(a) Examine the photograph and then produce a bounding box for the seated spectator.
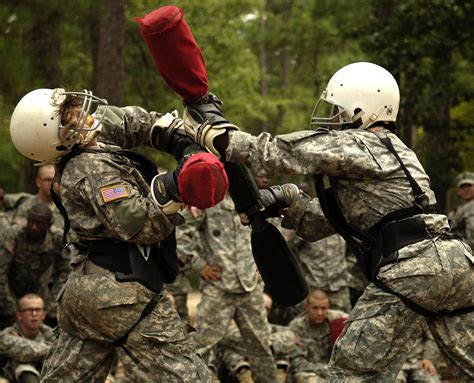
[9,165,63,228]
[289,289,348,383]
[396,324,441,383]
[289,234,351,314]
[6,204,71,326]
[217,293,296,383]
[0,294,54,383]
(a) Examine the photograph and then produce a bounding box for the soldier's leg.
[426,240,474,382]
[41,329,114,382]
[428,313,474,382]
[190,285,236,361]
[117,293,211,382]
[328,284,423,382]
[234,287,279,383]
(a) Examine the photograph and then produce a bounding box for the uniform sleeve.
[282,192,336,242]
[96,105,162,149]
[72,156,175,244]
[50,229,72,299]
[0,329,50,362]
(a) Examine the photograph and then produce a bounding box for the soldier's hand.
[200,264,222,281]
[259,184,299,218]
[151,170,182,215]
[182,92,239,158]
[151,111,193,160]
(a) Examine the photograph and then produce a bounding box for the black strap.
[51,146,159,246]
[113,292,161,347]
[51,145,84,246]
[314,175,374,254]
[370,128,430,211]
[113,292,163,364]
[374,279,474,317]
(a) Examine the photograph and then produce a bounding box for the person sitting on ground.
[0,294,54,383]
[289,289,348,383]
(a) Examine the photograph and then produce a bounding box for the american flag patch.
[100,184,130,203]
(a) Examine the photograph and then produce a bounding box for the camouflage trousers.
[190,283,278,383]
[41,268,211,382]
[328,238,474,382]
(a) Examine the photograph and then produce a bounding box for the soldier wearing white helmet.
[9,88,212,381]
[182,61,474,381]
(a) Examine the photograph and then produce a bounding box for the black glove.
[259,184,299,218]
[151,112,194,160]
[150,165,183,215]
[182,92,239,158]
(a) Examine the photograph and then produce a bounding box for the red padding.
[135,6,208,102]
[178,152,228,208]
[330,317,347,346]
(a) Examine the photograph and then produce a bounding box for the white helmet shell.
[10,88,66,162]
[10,88,108,163]
[311,62,400,130]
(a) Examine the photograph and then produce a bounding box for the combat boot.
[235,367,254,383]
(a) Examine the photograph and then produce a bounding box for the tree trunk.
[24,6,62,193]
[259,3,269,133]
[93,0,126,105]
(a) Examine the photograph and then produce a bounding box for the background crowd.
[0,166,471,383]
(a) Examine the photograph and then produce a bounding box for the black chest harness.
[51,145,179,295]
[314,128,473,317]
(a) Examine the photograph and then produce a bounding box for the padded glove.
[150,111,194,160]
[151,168,182,215]
[259,184,299,218]
[182,92,239,158]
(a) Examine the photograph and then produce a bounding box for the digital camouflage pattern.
[289,234,351,313]
[0,322,54,381]
[395,324,441,383]
[450,199,474,250]
[41,105,211,382]
[181,194,279,383]
[289,309,348,380]
[11,195,64,229]
[217,320,296,376]
[226,128,474,382]
[5,224,71,320]
[165,208,196,324]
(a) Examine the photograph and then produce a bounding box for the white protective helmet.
[310,62,400,130]
[10,88,108,162]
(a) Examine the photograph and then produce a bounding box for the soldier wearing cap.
[449,172,474,249]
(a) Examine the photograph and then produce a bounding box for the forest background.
[0,0,473,212]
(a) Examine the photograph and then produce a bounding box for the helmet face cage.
[58,89,108,133]
[310,90,352,130]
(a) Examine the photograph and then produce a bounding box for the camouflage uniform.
[289,309,348,382]
[165,208,196,324]
[184,194,278,383]
[41,105,210,382]
[5,224,71,321]
[396,324,441,383]
[289,234,351,313]
[217,320,295,381]
[0,322,54,381]
[10,195,64,229]
[225,128,474,381]
[450,199,474,250]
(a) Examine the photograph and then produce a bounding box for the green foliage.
[0,0,472,197]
